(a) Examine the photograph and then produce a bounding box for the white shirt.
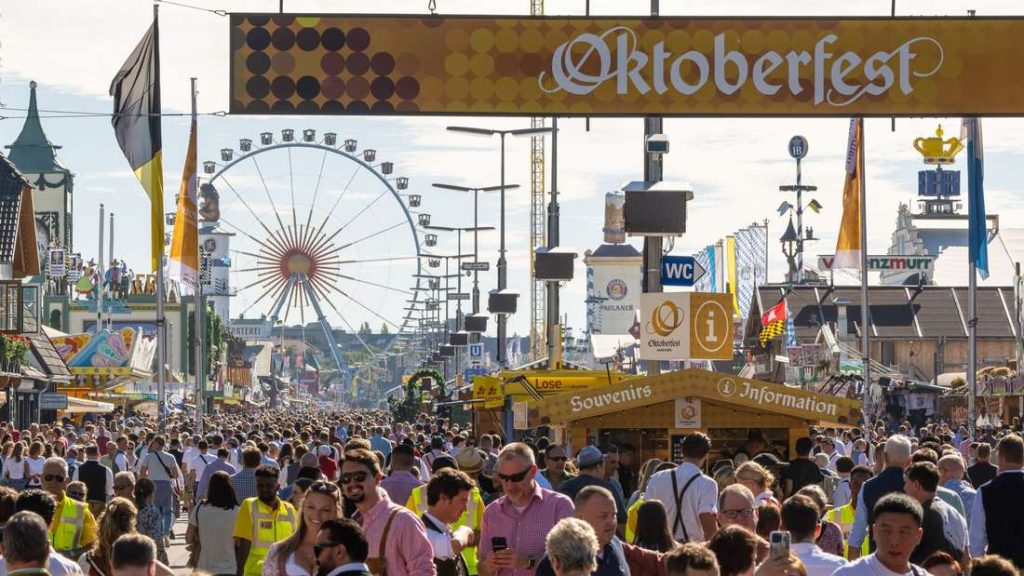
[644,461,718,542]
[832,554,930,576]
[792,541,847,576]
[833,478,852,508]
[112,451,130,473]
[182,446,200,470]
[0,546,83,575]
[189,451,215,482]
[141,450,180,482]
[4,456,24,480]
[423,511,458,560]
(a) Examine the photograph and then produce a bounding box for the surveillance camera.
[646,134,669,154]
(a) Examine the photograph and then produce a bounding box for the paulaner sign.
[230,15,1024,116]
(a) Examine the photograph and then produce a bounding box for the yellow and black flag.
[110,15,164,272]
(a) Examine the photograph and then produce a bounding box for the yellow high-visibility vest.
[625,496,645,544]
[407,485,484,575]
[826,504,869,557]
[50,496,86,554]
[244,498,298,576]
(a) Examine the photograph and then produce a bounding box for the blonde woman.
[262,480,343,576]
[735,462,779,508]
[5,442,26,490]
[24,441,45,488]
[628,458,663,507]
[81,497,176,576]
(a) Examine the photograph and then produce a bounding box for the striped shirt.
[479,482,575,576]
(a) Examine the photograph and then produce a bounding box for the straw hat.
[455,448,486,475]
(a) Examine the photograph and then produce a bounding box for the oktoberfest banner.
[231,15,1024,116]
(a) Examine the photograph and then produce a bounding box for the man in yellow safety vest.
[43,457,97,559]
[408,452,485,575]
[233,466,299,576]
[826,465,872,558]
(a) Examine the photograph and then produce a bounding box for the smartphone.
[769,531,791,561]
[491,537,508,552]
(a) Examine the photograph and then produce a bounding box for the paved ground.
[165,516,193,574]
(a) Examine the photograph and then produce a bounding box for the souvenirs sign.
[231,15,1024,116]
[528,368,862,427]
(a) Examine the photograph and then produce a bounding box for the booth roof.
[528,368,862,428]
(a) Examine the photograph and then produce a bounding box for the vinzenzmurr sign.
[231,15,1024,116]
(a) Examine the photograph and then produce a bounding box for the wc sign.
[661,256,707,287]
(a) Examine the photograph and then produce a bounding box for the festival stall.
[527,368,862,465]
[471,369,629,436]
[50,327,157,415]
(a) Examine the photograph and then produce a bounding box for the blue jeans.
[158,504,175,534]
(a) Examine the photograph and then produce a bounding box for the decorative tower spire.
[6,81,66,174]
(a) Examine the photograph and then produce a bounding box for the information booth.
[527,369,862,464]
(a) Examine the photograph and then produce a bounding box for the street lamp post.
[432,183,513,315]
[447,125,553,368]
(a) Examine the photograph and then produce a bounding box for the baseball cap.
[431,455,458,473]
[576,445,604,469]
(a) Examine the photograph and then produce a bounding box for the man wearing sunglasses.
[342,448,435,576]
[314,518,372,576]
[540,445,574,491]
[42,457,98,560]
[479,442,574,576]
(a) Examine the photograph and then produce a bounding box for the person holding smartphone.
[780,495,847,576]
[479,443,574,576]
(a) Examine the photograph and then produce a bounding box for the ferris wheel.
[200,128,428,387]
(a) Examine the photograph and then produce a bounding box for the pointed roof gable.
[6,81,67,174]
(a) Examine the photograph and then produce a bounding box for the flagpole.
[858,117,871,426]
[191,76,204,436]
[969,240,977,440]
[966,116,980,441]
[154,2,167,430]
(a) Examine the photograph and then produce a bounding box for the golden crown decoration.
[913,125,965,165]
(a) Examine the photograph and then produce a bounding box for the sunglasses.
[721,508,755,520]
[497,466,532,483]
[67,492,86,499]
[43,474,65,483]
[313,542,342,556]
[339,472,369,484]
[547,456,567,462]
[114,483,134,490]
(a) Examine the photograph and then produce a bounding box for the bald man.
[938,454,976,517]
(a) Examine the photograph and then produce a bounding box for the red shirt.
[319,455,338,480]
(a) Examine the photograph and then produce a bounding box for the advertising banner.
[640,292,733,360]
[818,254,935,271]
[230,15,1024,117]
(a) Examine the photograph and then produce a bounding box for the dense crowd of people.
[0,409,1021,576]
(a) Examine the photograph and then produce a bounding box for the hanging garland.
[388,367,445,422]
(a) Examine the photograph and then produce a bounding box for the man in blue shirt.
[369,427,392,459]
[938,453,976,517]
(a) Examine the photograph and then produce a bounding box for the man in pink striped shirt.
[342,448,437,576]
[479,442,574,576]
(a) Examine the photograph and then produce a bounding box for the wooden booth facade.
[528,368,862,465]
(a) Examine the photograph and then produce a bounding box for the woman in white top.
[187,470,241,576]
[24,441,45,488]
[4,441,26,490]
[262,480,343,576]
